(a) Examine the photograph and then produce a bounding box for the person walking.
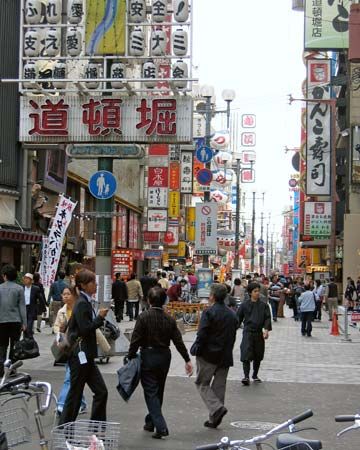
[268,275,283,322]
[53,286,87,416]
[158,272,170,291]
[48,271,68,327]
[324,277,339,321]
[313,280,325,321]
[23,273,43,338]
[58,269,109,426]
[230,278,246,303]
[192,284,238,429]
[345,277,356,311]
[127,286,193,439]
[140,271,157,310]
[32,272,47,332]
[237,282,272,386]
[126,273,143,321]
[111,273,128,322]
[298,284,316,337]
[0,265,26,376]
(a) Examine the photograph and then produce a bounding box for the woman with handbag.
[58,270,108,426]
[53,286,87,416]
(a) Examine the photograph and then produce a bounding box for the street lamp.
[222,89,236,129]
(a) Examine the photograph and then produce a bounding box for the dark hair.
[304,284,311,291]
[210,283,227,303]
[144,271,149,276]
[315,279,321,287]
[33,272,41,283]
[161,272,167,278]
[148,287,167,307]
[330,277,335,282]
[62,285,78,298]
[129,273,136,280]
[2,265,17,281]
[247,282,260,294]
[115,273,121,280]
[75,269,96,289]
[234,278,241,286]
[58,270,66,280]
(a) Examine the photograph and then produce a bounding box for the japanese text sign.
[304,202,332,238]
[195,203,218,255]
[180,151,193,193]
[306,59,332,196]
[148,167,168,188]
[112,249,133,280]
[20,96,193,143]
[305,0,350,50]
[241,132,256,147]
[168,191,180,217]
[148,209,168,231]
[242,114,256,128]
[148,187,168,208]
[169,162,180,190]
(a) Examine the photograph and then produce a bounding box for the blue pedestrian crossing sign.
[257,239,264,246]
[196,146,213,164]
[89,171,117,200]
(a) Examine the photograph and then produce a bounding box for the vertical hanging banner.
[306,59,332,196]
[40,195,77,287]
[168,191,180,217]
[186,207,196,241]
[180,151,193,193]
[169,162,180,190]
[305,0,350,50]
[39,237,49,288]
[195,203,218,255]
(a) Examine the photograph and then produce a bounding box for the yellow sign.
[168,192,180,218]
[178,241,186,257]
[86,0,126,55]
[186,207,196,241]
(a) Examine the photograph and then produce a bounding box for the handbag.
[13,337,40,360]
[103,320,120,341]
[190,341,202,357]
[51,333,70,364]
[96,329,111,354]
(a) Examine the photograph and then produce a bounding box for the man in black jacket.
[192,284,238,429]
[23,273,44,338]
[112,273,128,322]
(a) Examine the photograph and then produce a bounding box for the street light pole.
[251,191,256,272]
[260,211,264,274]
[234,156,241,269]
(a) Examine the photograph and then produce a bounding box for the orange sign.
[193,158,205,196]
[169,162,180,190]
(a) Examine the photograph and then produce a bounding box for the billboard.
[304,202,332,239]
[195,203,218,255]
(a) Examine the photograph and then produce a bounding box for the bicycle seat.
[276,433,322,450]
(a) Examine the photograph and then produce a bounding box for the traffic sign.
[196,168,213,186]
[196,146,213,163]
[194,137,205,151]
[258,239,264,245]
[89,171,117,200]
[258,246,265,254]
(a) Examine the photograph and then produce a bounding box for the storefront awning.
[0,229,42,244]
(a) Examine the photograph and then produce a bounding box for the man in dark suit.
[111,272,128,322]
[140,271,157,310]
[192,283,238,429]
[23,273,43,338]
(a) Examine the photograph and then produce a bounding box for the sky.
[192,1,306,239]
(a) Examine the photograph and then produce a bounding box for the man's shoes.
[79,406,87,415]
[143,423,154,432]
[301,333,306,336]
[211,406,228,428]
[37,327,41,332]
[204,420,216,428]
[252,377,262,383]
[242,377,250,386]
[152,429,169,439]
[273,318,277,322]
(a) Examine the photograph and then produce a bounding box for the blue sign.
[89,170,117,200]
[196,168,213,185]
[194,137,205,151]
[258,246,265,254]
[196,146,213,163]
[257,239,264,246]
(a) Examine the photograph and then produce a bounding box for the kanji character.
[136,99,177,135]
[173,65,185,78]
[82,99,122,136]
[29,99,69,136]
[67,34,79,51]
[25,35,37,52]
[311,162,326,187]
[71,3,83,18]
[152,33,165,52]
[153,0,166,16]
[144,64,156,78]
[130,0,145,17]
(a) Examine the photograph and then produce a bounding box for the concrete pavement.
[4,307,360,449]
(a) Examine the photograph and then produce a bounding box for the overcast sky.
[192,1,305,238]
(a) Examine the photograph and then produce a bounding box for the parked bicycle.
[335,413,360,437]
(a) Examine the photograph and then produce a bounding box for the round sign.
[196,146,213,163]
[257,239,264,246]
[258,246,265,254]
[89,170,117,200]
[288,178,298,188]
[196,168,213,185]
[164,231,174,244]
[201,205,211,215]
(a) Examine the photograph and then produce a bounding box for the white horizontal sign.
[19,95,193,143]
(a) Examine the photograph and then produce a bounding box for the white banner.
[40,195,77,287]
[306,59,332,196]
[39,237,49,288]
[180,151,193,193]
[195,203,218,255]
[19,96,193,143]
[148,187,168,208]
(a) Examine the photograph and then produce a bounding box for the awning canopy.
[0,229,42,244]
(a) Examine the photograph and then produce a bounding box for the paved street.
[6,308,360,449]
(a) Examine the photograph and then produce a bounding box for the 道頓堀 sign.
[195,203,218,255]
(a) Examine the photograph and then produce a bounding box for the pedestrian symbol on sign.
[89,170,117,200]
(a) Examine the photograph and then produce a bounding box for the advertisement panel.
[169,162,180,190]
[148,209,167,232]
[196,268,213,298]
[304,202,332,238]
[305,0,350,50]
[180,151,193,193]
[306,59,332,196]
[186,207,196,241]
[168,191,180,217]
[148,187,168,208]
[111,249,133,279]
[195,203,218,255]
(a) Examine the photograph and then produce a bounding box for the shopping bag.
[13,337,40,360]
[116,354,141,402]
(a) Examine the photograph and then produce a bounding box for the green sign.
[66,144,144,159]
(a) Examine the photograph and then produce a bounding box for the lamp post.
[222,89,236,129]
[251,191,256,272]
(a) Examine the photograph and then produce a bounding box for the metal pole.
[270,231,274,272]
[226,100,231,129]
[330,102,337,278]
[203,95,212,269]
[342,303,352,342]
[266,220,270,276]
[234,158,241,269]
[260,212,264,274]
[251,191,256,272]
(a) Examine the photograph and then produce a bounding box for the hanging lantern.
[84,62,100,89]
[151,29,166,56]
[211,170,234,188]
[143,60,157,89]
[68,0,84,24]
[172,59,188,89]
[66,27,82,56]
[210,190,229,204]
[174,0,189,23]
[172,28,188,56]
[25,0,42,24]
[46,0,62,24]
[128,0,146,23]
[111,62,126,89]
[213,151,233,167]
[210,130,230,150]
[152,0,167,22]
[53,61,67,89]
[129,27,145,56]
[44,27,61,57]
[23,60,38,89]
[24,28,40,57]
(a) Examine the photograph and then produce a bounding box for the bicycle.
[335,413,360,437]
[195,409,323,450]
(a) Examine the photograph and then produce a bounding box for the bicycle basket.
[0,396,30,447]
[51,420,121,450]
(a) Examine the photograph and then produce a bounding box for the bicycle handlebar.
[31,382,52,414]
[291,409,313,425]
[335,415,358,423]
[0,374,31,392]
[9,360,23,372]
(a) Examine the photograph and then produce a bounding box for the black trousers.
[127,301,139,320]
[141,348,171,433]
[114,298,125,322]
[0,323,22,376]
[314,301,322,320]
[58,354,108,425]
[301,311,313,336]
[25,306,34,338]
[243,360,261,379]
